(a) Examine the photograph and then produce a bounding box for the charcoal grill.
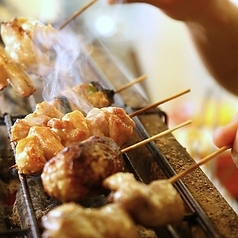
[0,33,238,238]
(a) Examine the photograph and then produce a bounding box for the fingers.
[213,113,238,147]
[213,113,238,167]
[231,132,238,167]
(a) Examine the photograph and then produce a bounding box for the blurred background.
[1,0,238,211]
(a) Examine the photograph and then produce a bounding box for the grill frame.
[0,106,220,238]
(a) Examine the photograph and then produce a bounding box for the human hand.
[106,0,216,22]
[213,113,238,167]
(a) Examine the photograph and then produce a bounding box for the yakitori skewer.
[88,74,147,107]
[59,0,97,30]
[114,74,147,94]
[121,120,192,153]
[41,120,192,202]
[129,89,190,118]
[169,145,231,183]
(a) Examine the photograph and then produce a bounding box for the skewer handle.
[169,145,231,183]
[121,120,192,153]
[59,0,97,30]
[129,89,190,118]
[114,74,147,94]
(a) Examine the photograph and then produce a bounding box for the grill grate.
[2,113,42,238]
[0,39,229,238]
[127,110,221,238]
[0,101,222,238]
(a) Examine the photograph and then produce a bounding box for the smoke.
[32,24,86,102]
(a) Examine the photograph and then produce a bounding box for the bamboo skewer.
[114,74,147,94]
[169,145,231,183]
[129,89,191,118]
[121,120,192,154]
[59,0,97,30]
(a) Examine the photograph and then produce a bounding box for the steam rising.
[33,26,85,102]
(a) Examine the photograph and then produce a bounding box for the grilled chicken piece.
[48,106,136,147]
[103,172,185,228]
[51,81,114,114]
[86,107,135,147]
[34,101,65,118]
[41,136,125,202]
[41,203,139,238]
[48,110,91,146]
[15,126,64,174]
[0,46,35,97]
[1,17,55,75]
[49,106,135,147]
[12,105,134,175]
[72,83,113,109]
[11,101,64,142]
[12,103,135,146]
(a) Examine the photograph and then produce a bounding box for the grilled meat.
[15,126,64,174]
[41,202,138,238]
[1,17,55,75]
[51,82,113,115]
[71,82,113,109]
[41,136,125,202]
[103,172,185,228]
[11,101,64,142]
[86,107,135,147]
[0,46,35,98]
[12,105,135,175]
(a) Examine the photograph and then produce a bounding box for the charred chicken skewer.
[51,82,115,114]
[41,136,125,203]
[101,146,231,228]
[40,171,185,237]
[10,85,189,144]
[1,17,56,76]
[13,105,135,174]
[41,121,191,202]
[52,74,147,114]
[41,143,227,237]
[11,87,191,175]
[103,172,185,228]
[1,13,147,100]
[1,0,97,75]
